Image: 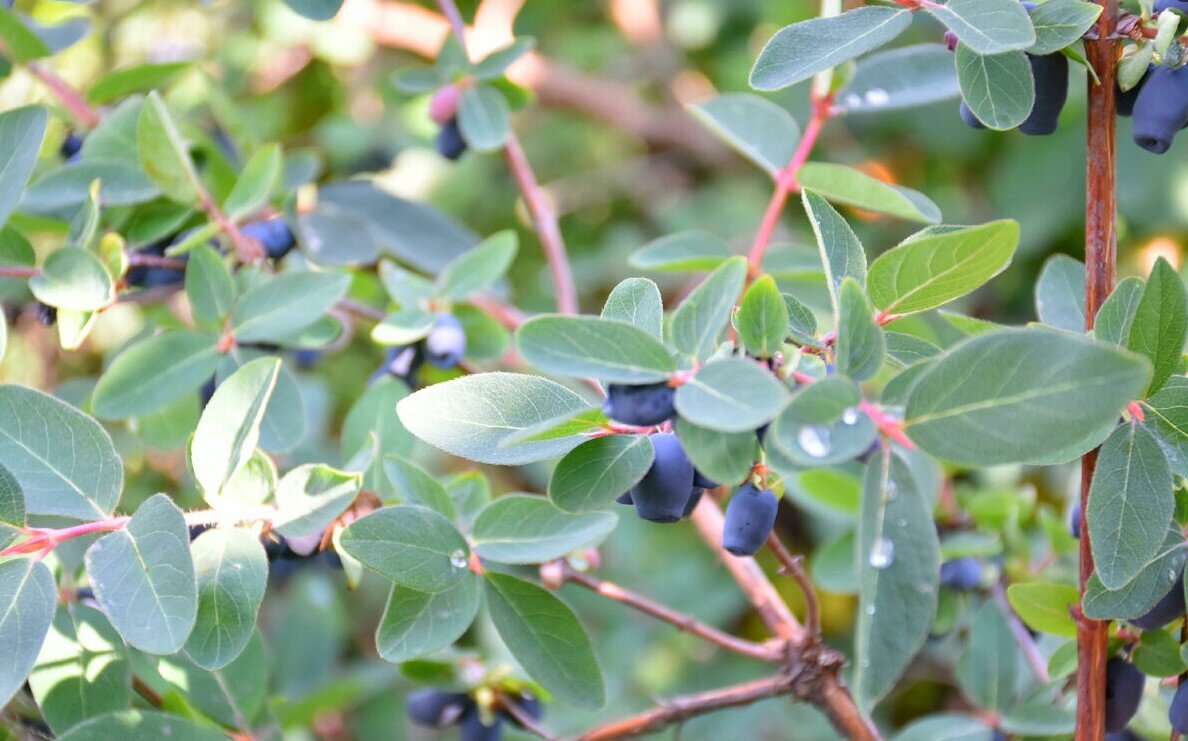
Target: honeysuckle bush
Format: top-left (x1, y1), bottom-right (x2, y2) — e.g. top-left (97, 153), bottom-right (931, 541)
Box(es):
top-left (0, 0), bottom-right (1185, 739)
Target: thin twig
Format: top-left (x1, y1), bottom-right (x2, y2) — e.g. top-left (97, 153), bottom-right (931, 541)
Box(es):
top-left (558, 561), bottom-right (784, 662)
top-left (26, 62), bottom-right (100, 128)
top-left (991, 584), bottom-right (1050, 684)
top-left (765, 533), bottom-right (820, 638)
top-left (127, 253), bottom-right (187, 270)
top-left (336, 298), bottom-right (385, 322)
top-left (0, 266), bottom-right (38, 278)
top-left (198, 191), bottom-right (263, 263)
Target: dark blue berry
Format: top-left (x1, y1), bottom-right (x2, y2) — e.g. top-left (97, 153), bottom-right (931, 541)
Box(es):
top-left (188, 524), bottom-right (210, 542)
top-left (682, 487), bottom-right (704, 518)
top-left (722, 483), bottom-right (778, 556)
top-left (1129, 574), bottom-right (1185, 630)
top-left (959, 101), bottom-right (986, 130)
top-left (1132, 64), bottom-right (1188, 154)
top-left (126, 238), bottom-right (186, 288)
top-left (500, 694), bottom-right (542, 728)
top-left (425, 313), bottom-right (467, 368)
top-left (1069, 500), bottom-right (1081, 538)
top-left (241, 219), bottom-right (295, 260)
top-left (34, 302), bottom-right (56, 326)
top-left (294, 349), bottom-right (321, 369)
top-left (616, 491), bottom-right (633, 505)
top-left (1104, 657), bottom-right (1145, 733)
top-left (406, 689), bottom-right (472, 727)
top-left (371, 344), bottom-right (423, 386)
top-left (692, 469), bottom-right (717, 490)
top-left (631, 433), bottom-right (695, 523)
top-left (199, 376), bottom-right (216, 408)
top-left (459, 708), bottom-right (502, 741)
top-left (601, 382), bottom-right (676, 427)
top-left (1171, 680), bottom-right (1188, 733)
top-left (1156, 0), bottom-right (1188, 12)
top-left (436, 119), bottom-right (467, 161)
top-left (1019, 53), bottom-right (1068, 136)
top-left (60, 132), bottom-right (83, 161)
top-left (939, 557), bottom-right (982, 591)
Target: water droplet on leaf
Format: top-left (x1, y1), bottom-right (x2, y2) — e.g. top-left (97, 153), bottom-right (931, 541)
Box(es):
top-left (797, 425), bottom-right (831, 458)
top-left (869, 538), bottom-right (894, 569)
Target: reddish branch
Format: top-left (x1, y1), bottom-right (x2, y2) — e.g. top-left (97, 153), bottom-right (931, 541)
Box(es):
top-left (1077, 1), bottom-right (1118, 739)
top-left (765, 533), bottom-right (821, 638)
top-left (555, 561), bottom-right (784, 662)
top-left (0, 266), bottom-right (37, 278)
top-left (26, 62), bottom-right (99, 128)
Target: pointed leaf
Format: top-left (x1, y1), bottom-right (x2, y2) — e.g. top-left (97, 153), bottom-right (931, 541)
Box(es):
top-left (0, 559), bottom-right (56, 709)
top-left (628, 230), bottom-right (732, 272)
top-left (735, 274), bottom-right (789, 357)
top-left (1035, 254), bottom-right (1086, 332)
top-left (803, 189), bottom-right (865, 314)
top-left (435, 230), bottom-right (518, 300)
top-left (377, 576), bottom-right (480, 663)
top-left (956, 602), bottom-right (1019, 712)
top-left (1127, 257), bottom-right (1187, 395)
top-left (190, 357), bottom-right (280, 498)
top-left (838, 44), bottom-right (961, 113)
top-left (28, 247), bottom-right (114, 311)
top-left (601, 277), bottom-right (663, 338)
top-left (687, 94), bottom-right (799, 175)
top-left (473, 495), bottom-right (617, 564)
top-left (137, 91), bottom-right (200, 204)
top-left (674, 357), bottom-right (789, 432)
top-left (0, 105), bottom-right (47, 229)
top-left (668, 256), bottom-right (747, 360)
top-left (927, 0), bottom-right (1036, 55)
top-left (955, 45), bottom-right (1035, 130)
top-left (272, 464), bottom-right (361, 538)
top-left (796, 163), bottom-right (941, 224)
top-left (92, 331), bottom-right (221, 420)
top-left (836, 278), bottom-right (885, 381)
top-left (230, 270), bottom-right (351, 343)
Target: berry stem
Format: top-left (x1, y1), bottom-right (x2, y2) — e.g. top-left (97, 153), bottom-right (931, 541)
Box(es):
top-left (745, 93), bottom-right (834, 273)
top-left (1077, 0), bottom-right (1119, 738)
top-left (557, 561), bottom-right (783, 662)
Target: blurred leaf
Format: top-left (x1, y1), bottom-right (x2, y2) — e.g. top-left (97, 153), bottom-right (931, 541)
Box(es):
top-left (1134, 628), bottom-right (1185, 677)
top-left (0, 105), bottom-right (45, 228)
top-left (341, 377), bottom-right (415, 493)
top-left (839, 44), bottom-right (960, 113)
top-left (22, 159), bottom-right (158, 215)
top-left (0, 8), bottom-right (48, 62)
top-left (0, 559), bottom-right (56, 710)
top-left (628, 230), bottom-right (732, 272)
top-left (92, 331), bottom-right (220, 420)
top-left (549, 435), bottom-right (653, 513)
top-left (892, 714), bottom-right (993, 741)
top-left (185, 245), bottom-right (235, 326)
top-left (472, 495), bottom-right (618, 563)
top-left (927, 0), bottom-right (1035, 54)
top-left (87, 63), bottom-right (189, 105)
top-left (184, 528), bottom-right (267, 670)
top-left (137, 91), bottom-right (200, 204)
top-left (675, 418), bottom-right (759, 486)
top-left (28, 247), bottom-right (114, 311)
top-left (0, 464), bottom-right (23, 551)
top-left (273, 464), bottom-right (361, 538)
top-left (229, 270), bottom-right (351, 343)
top-left (85, 494), bottom-right (197, 654)
top-left (29, 606), bottom-right (130, 734)
top-left (435, 230), bottom-right (517, 300)
top-left (836, 278), bottom-right (885, 381)
top-left (56, 711), bottom-right (225, 741)
top-left (687, 94), bottom-right (799, 175)
top-left (955, 602), bottom-right (1018, 713)
top-left (1006, 582), bottom-right (1078, 637)
top-left (281, 0), bottom-right (344, 20)
top-left (382, 456), bottom-right (455, 518)
top-left (222, 144), bottom-right (282, 219)
top-left (457, 85), bottom-right (510, 151)
top-left (474, 38), bottom-right (536, 79)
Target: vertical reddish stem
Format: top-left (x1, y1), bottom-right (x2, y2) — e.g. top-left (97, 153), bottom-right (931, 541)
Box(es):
top-left (1077, 1), bottom-right (1118, 739)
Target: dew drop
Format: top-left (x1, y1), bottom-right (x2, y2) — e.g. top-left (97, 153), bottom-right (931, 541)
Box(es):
top-left (864, 605), bottom-right (877, 616)
top-left (797, 425), bottom-right (831, 458)
top-left (450, 549), bottom-right (468, 569)
top-left (869, 538), bottom-right (895, 569)
top-left (917, 583), bottom-right (934, 594)
top-left (843, 92), bottom-right (862, 109)
top-left (864, 88), bottom-right (891, 107)
top-left (842, 407), bottom-right (860, 425)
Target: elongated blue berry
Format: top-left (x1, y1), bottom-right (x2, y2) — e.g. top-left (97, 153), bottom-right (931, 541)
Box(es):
top-left (437, 119), bottom-right (467, 160)
top-left (1129, 574), bottom-right (1185, 630)
top-left (959, 100), bottom-right (985, 130)
top-left (1019, 53), bottom-right (1068, 136)
top-left (939, 557), bottom-right (981, 591)
top-left (406, 689), bottom-right (472, 727)
top-left (631, 433), bottom-right (695, 523)
top-left (1104, 657), bottom-right (1145, 733)
top-left (1171, 680), bottom-right (1188, 733)
top-left (1132, 65), bottom-right (1188, 154)
top-left (601, 382), bottom-right (676, 427)
top-left (722, 483), bottom-right (778, 556)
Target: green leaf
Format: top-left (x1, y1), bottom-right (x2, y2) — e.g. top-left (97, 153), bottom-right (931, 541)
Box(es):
top-left (1035, 254), bottom-right (1086, 332)
top-left (1083, 527), bottom-right (1186, 620)
top-left (281, 0), bottom-right (343, 20)
top-left (1095, 276), bottom-right (1144, 346)
top-left (435, 230), bottom-right (518, 300)
top-left (92, 330), bottom-right (221, 420)
top-left (856, 448), bottom-right (940, 710)
top-left (371, 306), bottom-right (435, 346)
top-left (927, 0), bottom-right (1036, 55)
top-left (796, 163), bottom-right (941, 224)
top-left (473, 495), bottom-right (617, 564)
top-left (802, 189), bottom-right (866, 314)
top-left (1087, 423), bottom-right (1173, 589)
top-left (1005, 582), bottom-right (1079, 637)
top-left (687, 94), bottom-right (799, 175)
top-left (137, 91), bottom-right (201, 204)
top-left (483, 572), bottom-right (605, 709)
top-left (549, 435), bottom-right (654, 513)
top-left (836, 278), bottom-right (885, 381)
top-left (190, 357), bottom-right (280, 499)
top-left (1143, 376), bottom-right (1188, 479)
top-left (601, 277), bottom-right (663, 338)
top-left (893, 714), bottom-right (993, 741)
top-left (784, 377), bottom-right (861, 425)
top-left (839, 44), bottom-right (960, 113)
top-left (185, 245), bottom-right (235, 326)
top-left (0, 106), bottom-right (46, 229)
top-left (382, 456), bottom-right (455, 518)
top-left (867, 221), bottom-right (1018, 315)
top-left (338, 505), bottom-right (469, 592)
top-left (341, 377), bottom-right (415, 493)
top-left (457, 84), bottom-right (510, 151)
top-left (749, 7), bottom-right (913, 91)
top-left (57, 711), bottom-right (226, 741)
top-left (230, 270), bottom-right (350, 344)
top-left (0, 559), bottom-right (56, 709)
top-left (397, 372), bottom-right (590, 465)
top-left (675, 357), bottom-right (789, 432)
top-left (220, 349), bottom-right (305, 453)
top-left (85, 494), bottom-right (197, 654)
top-left (955, 45), bottom-right (1035, 130)
top-left (669, 256), bottom-right (747, 360)
top-left (222, 143), bottom-right (282, 219)
top-left (22, 159), bottom-right (159, 215)
top-left (87, 62), bottom-right (190, 104)
top-left (377, 577), bottom-right (480, 663)
top-left (1028, 0), bottom-right (1103, 55)
top-left (517, 315), bottom-right (675, 383)
top-left (955, 602), bottom-right (1018, 713)
top-left (28, 247), bottom-right (114, 311)
top-left (771, 402), bottom-right (878, 468)
top-left (904, 330), bottom-right (1151, 466)
top-left (29, 606), bottom-right (130, 734)
top-left (1128, 257), bottom-right (1187, 395)
top-left (0, 463), bottom-right (24, 551)
top-left (0, 385), bottom-right (122, 519)
top-left (1134, 629), bottom-right (1186, 677)
top-left (473, 37), bottom-right (536, 79)
top-left (184, 528), bottom-right (267, 670)
top-left (0, 9), bottom-right (48, 62)
top-left (273, 464), bottom-right (361, 538)
top-left (674, 417), bottom-right (760, 487)
top-left (628, 230), bottom-right (732, 272)
top-left (735, 275), bottom-right (789, 357)
top-left (784, 293), bottom-right (819, 346)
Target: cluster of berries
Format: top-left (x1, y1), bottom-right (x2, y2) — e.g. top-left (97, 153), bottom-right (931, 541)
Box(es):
top-left (406, 688), bottom-right (541, 741)
top-left (372, 312), bottom-right (467, 388)
top-left (603, 382), bottom-right (779, 556)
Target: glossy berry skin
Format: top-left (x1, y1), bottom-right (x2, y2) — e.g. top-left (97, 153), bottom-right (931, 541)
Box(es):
top-left (437, 118), bottom-right (467, 160)
top-left (939, 557), bottom-right (982, 591)
top-left (1171, 680), bottom-right (1188, 733)
top-left (425, 312), bottom-right (467, 368)
top-left (60, 132), bottom-right (83, 161)
top-left (1069, 500), bottom-right (1081, 538)
top-left (959, 100), bottom-right (985, 130)
top-left (1019, 53), bottom-right (1068, 136)
top-left (460, 710), bottom-right (503, 741)
top-left (682, 487), bottom-right (704, 518)
top-left (1132, 64), bottom-right (1188, 154)
top-left (632, 433), bottom-right (696, 523)
top-left (692, 469), bottom-right (717, 490)
top-left (1117, 66), bottom-right (1151, 117)
top-left (241, 219), bottom-right (296, 260)
top-left (601, 382), bottom-right (676, 426)
top-left (406, 689), bottom-right (472, 727)
top-left (1129, 574), bottom-right (1185, 630)
top-left (1104, 657), bottom-right (1145, 733)
top-left (199, 376), bottom-right (216, 408)
top-left (721, 483), bottom-right (779, 556)
top-left (33, 302), bottom-right (56, 327)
